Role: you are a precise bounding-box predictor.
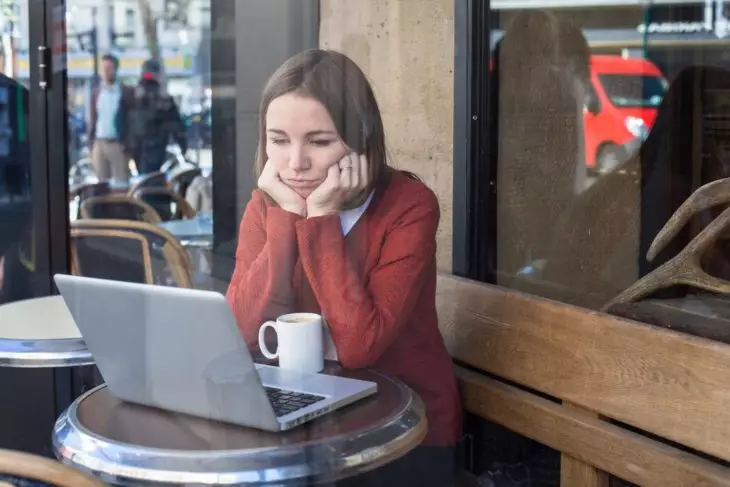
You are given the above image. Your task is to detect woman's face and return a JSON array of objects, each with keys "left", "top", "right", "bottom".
[{"left": 265, "top": 93, "right": 349, "bottom": 198}]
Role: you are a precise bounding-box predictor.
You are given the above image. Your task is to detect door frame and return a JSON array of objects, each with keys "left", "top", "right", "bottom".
[{"left": 25, "top": 0, "right": 69, "bottom": 296}]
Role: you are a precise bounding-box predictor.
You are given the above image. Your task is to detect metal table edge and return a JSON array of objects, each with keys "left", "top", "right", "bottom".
[
  {"left": 54, "top": 382, "right": 428, "bottom": 485},
  {"left": 0, "top": 337, "right": 93, "bottom": 368}
]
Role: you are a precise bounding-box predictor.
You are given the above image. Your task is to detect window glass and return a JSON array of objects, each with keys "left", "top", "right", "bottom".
[
  {"left": 0, "top": 0, "right": 34, "bottom": 306},
  {"left": 58, "top": 1, "right": 462, "bottom": 485},
  {"left": 487, "top": 1, "right": 730, "bottom": 327}
]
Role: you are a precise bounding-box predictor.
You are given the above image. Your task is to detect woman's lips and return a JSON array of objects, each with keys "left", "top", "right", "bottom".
[{"left": 283, "top": 179, "right": 319, "bottom": 188}]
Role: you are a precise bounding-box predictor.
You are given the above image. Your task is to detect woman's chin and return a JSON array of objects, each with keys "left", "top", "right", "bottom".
[{"left": 292, "top": 188, "right": 313, "bottom": 199}]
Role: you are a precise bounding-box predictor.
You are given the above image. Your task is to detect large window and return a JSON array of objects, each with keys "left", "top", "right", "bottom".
[{"left": 464, "top": 0, "right": 730, "bottom": 328}]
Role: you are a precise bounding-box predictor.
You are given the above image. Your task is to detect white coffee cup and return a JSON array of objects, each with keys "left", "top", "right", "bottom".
[{"left": 258, "top": 313, "right": 324, "bottom": 373}]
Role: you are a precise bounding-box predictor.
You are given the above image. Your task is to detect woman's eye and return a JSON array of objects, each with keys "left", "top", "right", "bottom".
[
  {"left": 270, "top": 139, "right": 288, "bottom": 145},
  {"left": 311, "top": 139, "right": 333, "bottom": 147}
]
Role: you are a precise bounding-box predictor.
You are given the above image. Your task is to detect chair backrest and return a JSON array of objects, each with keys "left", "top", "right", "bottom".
[
  {"left": 80, "top": 195, "right": 162, "bottom": 224},
  {"left": 71, "top": 219, "right": 194, "bottom": 288},
  {"left": 131, "top": 187, "right": 197, "bottom": 221},
  {"left": 436, "top": 273, "right": 730, "bottom": 487},
  {"left": 69, "top": 182, "right": 112, "bottom": 221},
  {"left": 0, "top": 449, "right": 106, "bottom": 486},
  {"left": 168, "top": 167, "right": 202, "bottom": 199},
  {"left": 69, "top": 181, "right": 110, "bottom": 202},
  {"left": 128, "top": 171, "right": 167, "bottom": 195}
]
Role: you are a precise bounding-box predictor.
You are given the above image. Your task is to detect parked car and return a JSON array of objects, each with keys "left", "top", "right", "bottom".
[
  {"left": 488, "top": 52, "right": 667, "bottom": 174},
  {"left": 584, "top": 55, "right": 668, "bottom": 174}
]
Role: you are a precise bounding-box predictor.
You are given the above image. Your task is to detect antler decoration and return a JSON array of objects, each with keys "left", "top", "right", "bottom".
[
  {"left": 603, "top": 177, "right": 730, "bottom": 311},
  {"left": 647, "top": 178, "right": 730, "bottom": 261}
]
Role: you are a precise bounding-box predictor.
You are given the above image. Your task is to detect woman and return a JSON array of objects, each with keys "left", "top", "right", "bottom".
[{"left": 226, "top": 49, "right": 462, "bottom": 486}]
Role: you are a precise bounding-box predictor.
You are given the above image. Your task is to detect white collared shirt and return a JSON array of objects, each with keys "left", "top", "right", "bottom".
[{"left": 339, "top": 191, "right": 374, "bottom": 236}]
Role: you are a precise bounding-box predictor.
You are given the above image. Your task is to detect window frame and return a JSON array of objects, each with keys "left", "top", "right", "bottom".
[{"left": 452, "top": 0, "right": 497, "bottom": 282}]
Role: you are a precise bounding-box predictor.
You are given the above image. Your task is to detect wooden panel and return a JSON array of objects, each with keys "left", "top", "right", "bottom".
[
  {"left": 457, "top": 367, "right": 730, "bottom": 487},
  {"left": 437, "top": 274, "right": 730, "bottom": 463},
  {"left": 560, "top": 456, "right": 609, "bottom": 487},
  {"left": 560, "top": 404, "right": 610, "bottom": 487}
]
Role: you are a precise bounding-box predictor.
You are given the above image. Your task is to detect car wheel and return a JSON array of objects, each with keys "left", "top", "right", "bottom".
[{"left": 595, "top": 144, "right": 624, "bottom": 175}]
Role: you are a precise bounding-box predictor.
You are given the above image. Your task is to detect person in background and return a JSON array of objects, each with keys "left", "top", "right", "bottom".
[
  {"left": 127, "top": 59, "right": 187, "bottom": 175},
  {"left": 87, "top": 53, "right": 134, "bottom": 182},
  {"left": 226, "top": 49, "right": 462, "bottom": 486}
]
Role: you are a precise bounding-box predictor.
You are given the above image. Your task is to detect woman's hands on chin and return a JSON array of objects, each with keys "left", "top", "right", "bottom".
[
  {"left": 257, "top": 160, "right": 306, "bottom": 217},
  {"left": 307, "top": 153, "right": 369, "bottom": 218}
]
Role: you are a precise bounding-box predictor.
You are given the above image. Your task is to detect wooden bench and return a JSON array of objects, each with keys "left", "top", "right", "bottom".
[{"left": 436, "top": 273, "right": 730, "bottom": 487}]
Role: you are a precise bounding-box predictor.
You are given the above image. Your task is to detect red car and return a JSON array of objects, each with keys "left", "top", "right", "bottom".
[{"left": 584, "top": 55, "right": 667, "bottom": 174}]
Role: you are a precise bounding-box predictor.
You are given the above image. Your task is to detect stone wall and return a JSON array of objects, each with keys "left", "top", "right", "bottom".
[{"left": 319, "top": 0, "right": 455, "bottom": 271}]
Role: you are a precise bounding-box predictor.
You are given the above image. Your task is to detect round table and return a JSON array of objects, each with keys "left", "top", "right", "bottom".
[
  {"left": 158, "top": 217, "right": 213, "bottom": 249},
  {"left": 0, "top": 296, "right": 93, "bottom": 368},
  {"left": 53, "top": 368, "right": 427, "bottom": 486}
]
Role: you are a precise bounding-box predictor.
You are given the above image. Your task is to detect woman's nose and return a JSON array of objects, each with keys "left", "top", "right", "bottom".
[{"left": 288, "top": 145, "right": 310, "bottom": 171}]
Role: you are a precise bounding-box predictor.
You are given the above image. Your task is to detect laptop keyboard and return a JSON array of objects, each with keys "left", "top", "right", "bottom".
[{"left": 264, "top": 387, "right": 326, "bottom": 417}]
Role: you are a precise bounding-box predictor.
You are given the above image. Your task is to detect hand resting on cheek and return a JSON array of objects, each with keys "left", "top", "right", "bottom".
[
  {"left": 306, "top": 153, "right": 370, "bottom": 218},
  {"left": 257, "top": 159, "right": 307, "bottom": 217}
]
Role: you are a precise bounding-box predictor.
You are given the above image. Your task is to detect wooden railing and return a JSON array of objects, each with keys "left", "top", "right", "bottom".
[{"left": 436, "top": 273, "right": 730, "bottom": 487}]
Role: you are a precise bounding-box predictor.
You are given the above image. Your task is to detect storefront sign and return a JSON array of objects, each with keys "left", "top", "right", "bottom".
[
  {"left": 636, "top": 0, "right": 729, "bottom": 38},
  {"left": 637, "top": 21, "right": 711, "bottom": 34}
]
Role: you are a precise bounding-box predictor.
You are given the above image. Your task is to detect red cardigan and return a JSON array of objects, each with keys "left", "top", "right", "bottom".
[{"left": 227, "top": 171, "right": 462, "bottom": 446}]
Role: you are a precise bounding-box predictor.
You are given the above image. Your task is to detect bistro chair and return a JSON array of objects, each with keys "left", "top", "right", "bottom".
[
  {"left": 128, "top": 171, "right": 167, "bottom": 195},
  {"left": 168, "top": 166, "right": 202, "bottom": 200},
  {"left": 68, "top": 181, "right": 111, "bottom": 221},
  {"left": 70, "top": 219, "right": 194, "bottom": 288},
  {"left": 0, "top": 448, "right": 106, "bottom": 487},
  {"left": 131, "top": 187, "right": 197, "bottom": 221},
  {"left": 79, "top": 195, "right": 162, "bottom": 225},
  {"left": 68, "top": 181, "right": 110, "bottom": 202}
]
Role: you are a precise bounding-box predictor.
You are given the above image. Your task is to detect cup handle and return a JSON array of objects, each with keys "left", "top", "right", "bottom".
[{"left": 258, "top": 321, "right": 278, "bottom": 360}]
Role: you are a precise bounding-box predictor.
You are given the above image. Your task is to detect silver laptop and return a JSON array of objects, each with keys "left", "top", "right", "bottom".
[{"left": 54, "top": 274, "right": 377, "bottom": 431}]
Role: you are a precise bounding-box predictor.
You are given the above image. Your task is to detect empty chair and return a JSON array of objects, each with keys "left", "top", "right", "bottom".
[
  {"left": 168, "top": 167, "right": 202, "bottom": 200},
  {"left": 68, "top": 181, "right": 111, "bottom": 220},
  {"left": 0, "top": 448, "right": 106, "bottom": 486},
  {"left": 128, "top": 171, "right": 167, "bottom": 195},
  {"left": 79, "top": 195, "right": 161, "bottom": 224},
  {"left": 70, "top": 219, "right": 194, "bottom": 288},
  {"left": 131, "top": 187, "right": 196, "bottom": 221},
  {"left": 69, "top": 181, "right": 110, "bottom": 202}
]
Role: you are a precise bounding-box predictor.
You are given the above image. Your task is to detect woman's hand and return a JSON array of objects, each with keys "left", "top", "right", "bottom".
[
  {"left": 257, "top": 161, "right": 306, "bottom": 216},
  {"left": 307, "top": 153, "right": 369, "bottom": 218}
]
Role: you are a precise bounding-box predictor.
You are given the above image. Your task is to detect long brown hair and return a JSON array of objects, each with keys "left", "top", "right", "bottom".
[{"left": 255, "top": 49, "right": 388, "bottom": 209}]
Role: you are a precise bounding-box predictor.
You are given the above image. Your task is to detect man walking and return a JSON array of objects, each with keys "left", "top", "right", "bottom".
[
  {"left": 87, "top": 54, "right": 134, "bottom": 182},
  {"left": 127, "top": 59, "right": 187, "bottom": 175}
]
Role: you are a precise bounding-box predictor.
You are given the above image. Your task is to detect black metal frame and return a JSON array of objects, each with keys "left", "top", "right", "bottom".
[
  {"left": 209, "top": 0, "right": 239, "bottom": 293},
  {"left": 27, "top": 0, "right": 52, "bottom": 294},
  {"left": 452, "top": 0, "right": 497, "bottom": 282},
  {"left": 46, "top": 0, "right": 71, "bottom": 287},
  {"left": 24, "top": 0, "right": 70, "bottom": 293}
]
